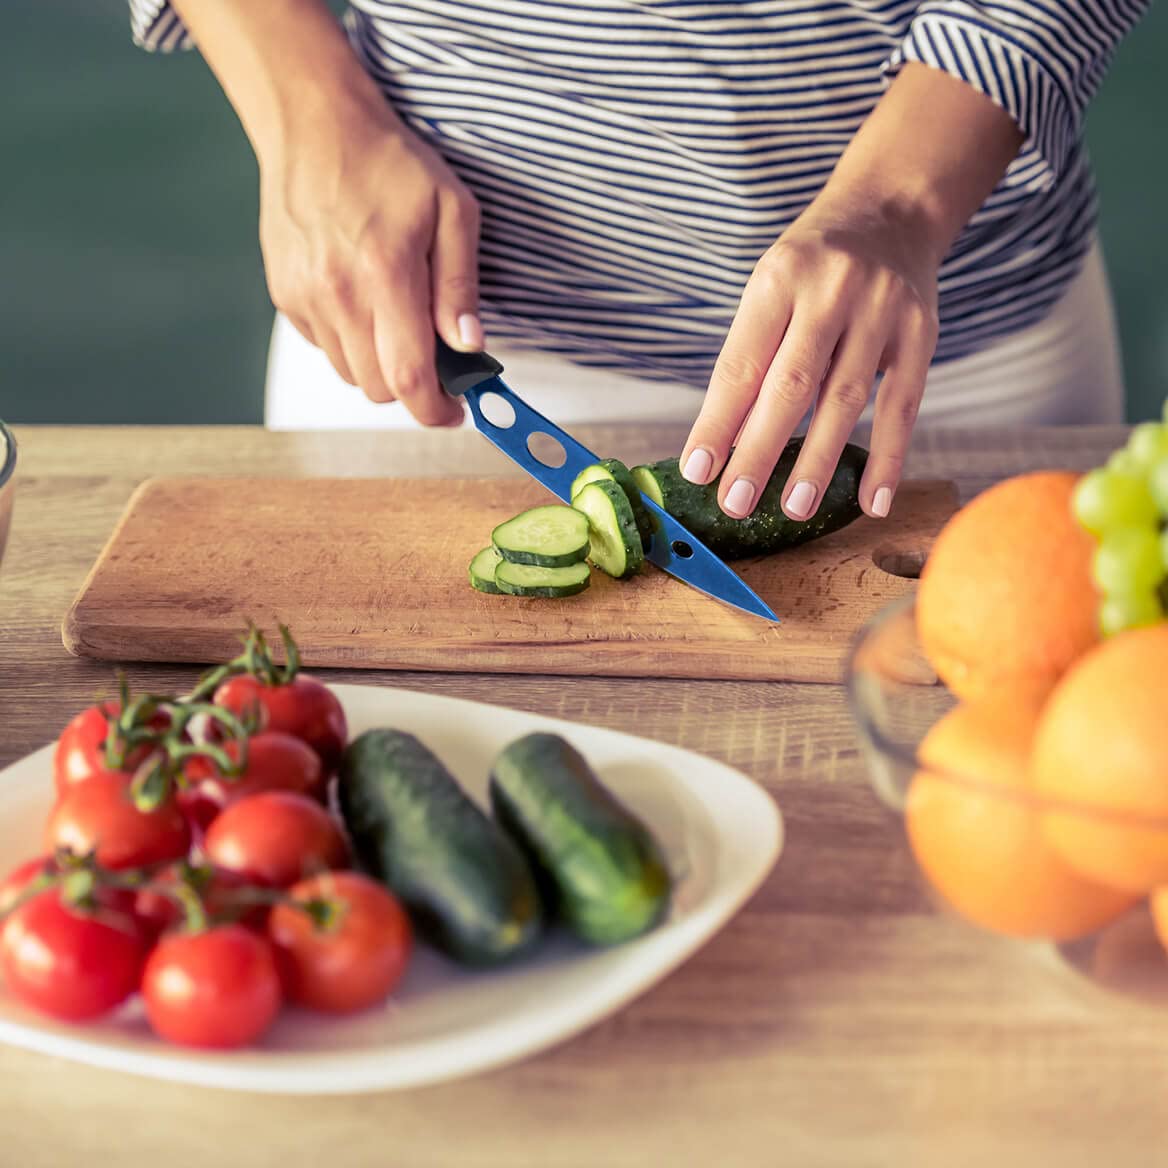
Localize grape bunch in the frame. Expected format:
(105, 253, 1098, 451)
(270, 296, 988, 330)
(1072, 407, 1168, 637)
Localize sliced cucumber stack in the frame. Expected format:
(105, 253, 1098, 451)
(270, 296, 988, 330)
(495, 559, 591, 598)
(492, 504, 590, 567)
(571, 479, 644, 579)
(468, 546, 505, 594)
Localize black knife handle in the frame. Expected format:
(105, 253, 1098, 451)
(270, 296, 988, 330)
(435, 334, 504, 397)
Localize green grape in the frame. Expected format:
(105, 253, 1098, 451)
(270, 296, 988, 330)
(1150, 457, 1168, 517)
(1108, 448, 1140, 476)
(1099, 590, 1164, 637)
(1092, 527, 1165, 595)
(1126, 422, 1168, 469)
(1072, 468, 1158, 536)
(1161, 525, 1168, 572)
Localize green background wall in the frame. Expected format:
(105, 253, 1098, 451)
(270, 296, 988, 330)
(2, 0, 1165, 425)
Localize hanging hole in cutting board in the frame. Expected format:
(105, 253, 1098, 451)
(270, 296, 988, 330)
(527, 431, 567, 469)
(477, 392, 516, 430)
(872, 546, 926, 579)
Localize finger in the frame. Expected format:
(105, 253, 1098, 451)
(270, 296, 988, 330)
(431, 189, 484, 353)
(307, 316, 357, 387)
(859, 309, 937, 517)
(679, 274, 792, 486)
(286, 314, 318, 349)
(716, 303, 841, 518)
(372, 255, 463, 427)
(777, 317, 888, 521)
(338, 310, 396, 404)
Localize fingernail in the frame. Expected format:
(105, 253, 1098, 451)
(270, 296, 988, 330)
(457, 313, 484, 351)
(724, 478, 756, 517)
(786, 480, 818, 520)
(682, 447, 713, 484)
(871, 485, 893, 518)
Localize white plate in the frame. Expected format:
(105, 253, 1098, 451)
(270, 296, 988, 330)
(0, 684, 782, 1094)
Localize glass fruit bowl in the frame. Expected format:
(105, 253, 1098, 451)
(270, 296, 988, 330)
(0, 420, 15, 574)
(847, 594, 1168, 1009)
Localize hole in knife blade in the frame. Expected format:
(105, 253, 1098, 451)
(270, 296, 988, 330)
(671, 540, 695, 559)
(477, 392, 516, 429)
(526, 431, 567, 468)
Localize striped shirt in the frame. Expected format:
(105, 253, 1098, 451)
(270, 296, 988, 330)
(130, 0, 1148, 390)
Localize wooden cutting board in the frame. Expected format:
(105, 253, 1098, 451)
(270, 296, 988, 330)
(63, 476, 958, 682)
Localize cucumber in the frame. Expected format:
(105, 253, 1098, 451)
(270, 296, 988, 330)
(492, 504, 591, 567)
(495, 559, 591, 597)
(468, 546, 504, 594)
(489, 732, 672, 946)
(571, 479, 644, 579)
(338, 729, 543, 967)
(631, 438, 868, 560)
(570, 458, 653, 547)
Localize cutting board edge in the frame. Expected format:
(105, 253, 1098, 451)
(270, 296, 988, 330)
(59, 618, 873, 684)
(61, 476, 175, 661)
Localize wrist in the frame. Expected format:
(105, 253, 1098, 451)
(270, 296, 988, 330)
(813, 63, 1024, 268)
(253, 70, 400, 177)
(811, 170, 955, 270)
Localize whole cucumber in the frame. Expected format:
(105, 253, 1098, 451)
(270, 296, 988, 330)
(632, 438, 868, 560)
(489, 732, 672, 946)
(338, 729, 543, 967)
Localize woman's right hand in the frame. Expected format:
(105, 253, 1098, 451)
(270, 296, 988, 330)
(258, 96, 481, 425)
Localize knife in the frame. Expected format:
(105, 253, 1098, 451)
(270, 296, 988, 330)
(434, 337, 778, 622)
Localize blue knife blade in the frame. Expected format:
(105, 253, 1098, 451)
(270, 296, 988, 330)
(435, 340, 778, 623)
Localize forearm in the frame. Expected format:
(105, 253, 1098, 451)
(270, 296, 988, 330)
(817, 61, 1025, 266)
(168, 0, 394, 168)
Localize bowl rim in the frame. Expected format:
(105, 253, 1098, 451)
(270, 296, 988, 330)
(0, 420, 15, 491)
(844, 592, 925, 774)
(845, 593, 1168, 832)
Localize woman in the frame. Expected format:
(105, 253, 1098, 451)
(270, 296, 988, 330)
(130, 0, 1146, 522)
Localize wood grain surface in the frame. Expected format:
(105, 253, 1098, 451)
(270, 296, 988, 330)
(62, 474, 957, 682)
(2, 423, 1162, 1168)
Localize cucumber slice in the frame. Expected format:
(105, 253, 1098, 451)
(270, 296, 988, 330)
(570, 458, 653, 546)
(495, 559, 591, 598)
(572, 479, 644, 579)
(492, 505, 591, 567)
(631, 464, 664, 508)
(468, 546, 504, 594)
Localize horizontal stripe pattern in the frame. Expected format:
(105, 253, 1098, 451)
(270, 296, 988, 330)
(130, 0, 1147, 387)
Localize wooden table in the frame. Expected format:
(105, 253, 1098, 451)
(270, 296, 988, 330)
(1, 424, 1162, 1168)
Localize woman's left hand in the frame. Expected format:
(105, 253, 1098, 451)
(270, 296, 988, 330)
(679, 191, 941, 522)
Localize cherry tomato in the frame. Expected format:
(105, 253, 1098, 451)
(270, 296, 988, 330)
(0, 889, 147, 1021)
(0, 857, 57, 916)
(181, 731, 326, 823)
(203, 792, 348, 889)
(214, 676, 347, 774)
(1, 857, 142, 927)
(133, 866, 261, 940)
(44, 774, 192, 871)
(53, 702, 168, 793)
(268, 872, 412, 1014)
(141, 925, 282, 1048)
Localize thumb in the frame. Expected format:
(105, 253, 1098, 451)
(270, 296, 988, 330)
(431, 190, 484, 352)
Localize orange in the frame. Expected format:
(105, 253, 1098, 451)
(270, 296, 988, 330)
(1031, 624, 1168, 894)
(916, 472, 1098, 701)
(906, 689, 1136, 939)
(1151, 888, 1168, 954)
